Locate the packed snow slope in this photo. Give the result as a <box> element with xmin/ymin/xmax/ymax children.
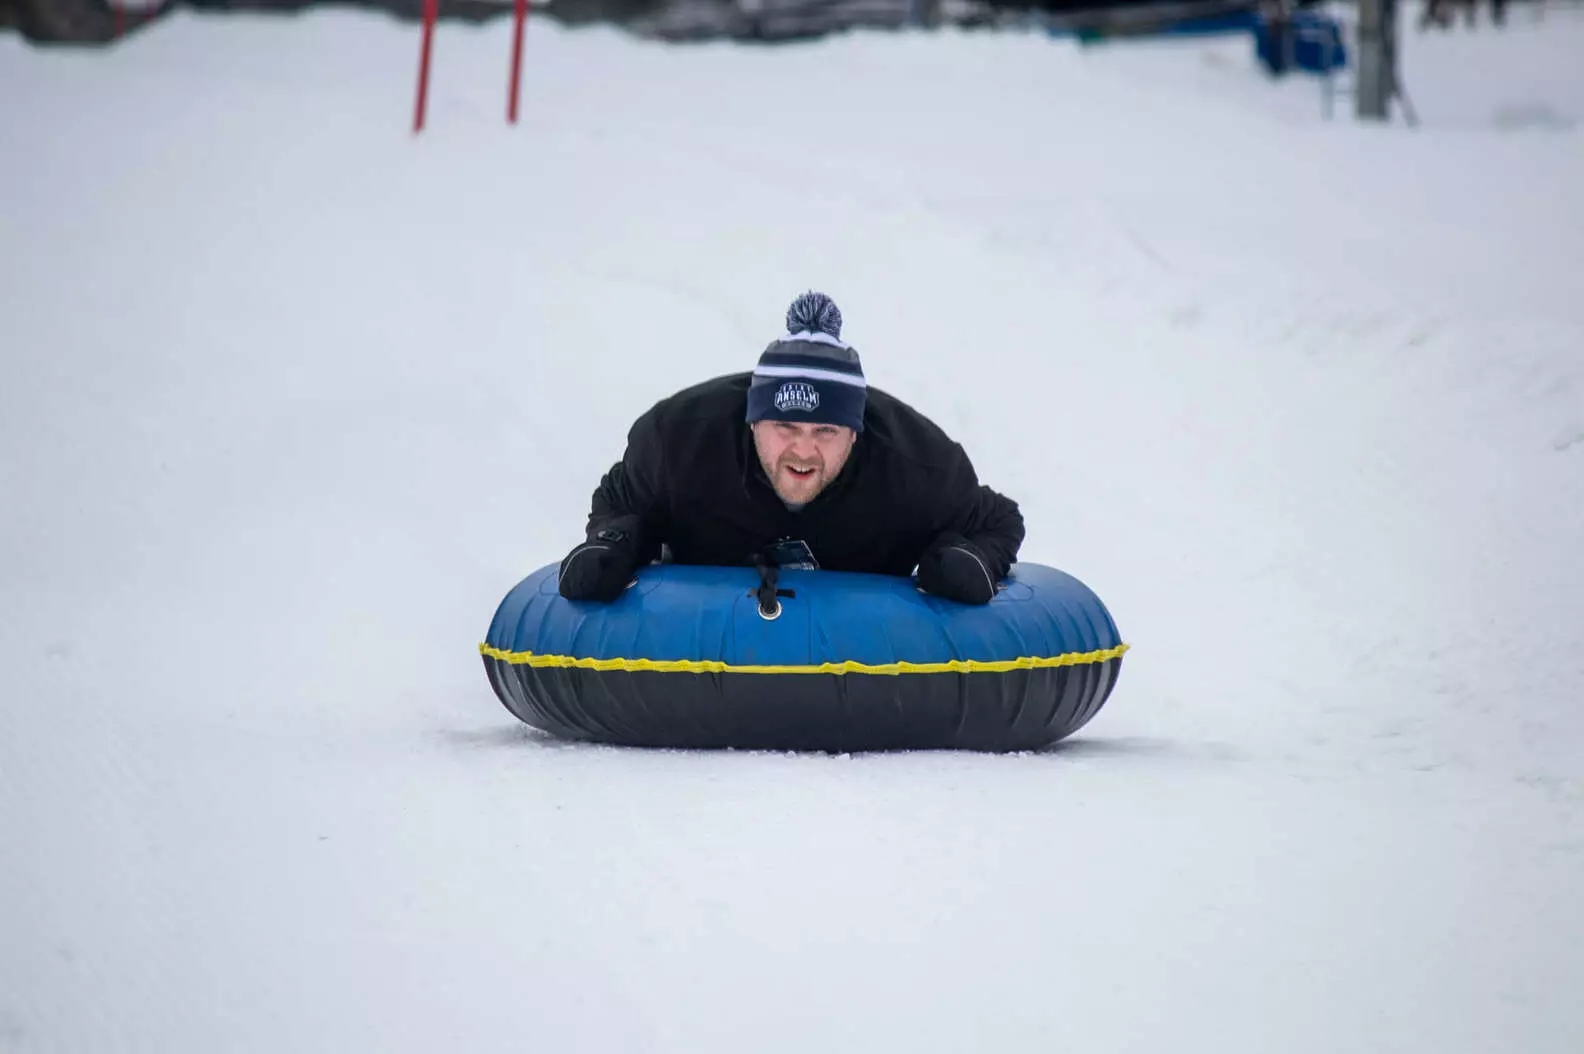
<box><xmin>3</xmin><ymin>9</ymin><xmax>1582</xmax><ymax>1053</ymax></box>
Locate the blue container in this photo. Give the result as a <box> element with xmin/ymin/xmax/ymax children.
<box><xmin>1255</xmin><ymin>11</ymin><xmax>1349</xmax><ymax>75</ymax></box>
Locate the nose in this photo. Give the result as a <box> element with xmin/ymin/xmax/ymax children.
<box><xmin>787</xmin><ymin>433</ymin><xmax>817</xmax><ymax>460</ymax></box>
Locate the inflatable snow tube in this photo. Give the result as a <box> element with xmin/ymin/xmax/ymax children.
<box><xmin>479</xmin><ymin>562</ymin><xmax>1127</xmax><ymax>752</ymax></box>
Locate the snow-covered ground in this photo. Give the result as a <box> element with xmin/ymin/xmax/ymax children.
<box><xmin>3</xmin><ymin>8</ymin><xmax>1582</xmax><ymax>1052</ymax></box>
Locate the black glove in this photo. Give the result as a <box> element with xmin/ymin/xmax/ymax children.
<box><xmin>915</xmin><ymin>533</ymin><xmax>999</xmax><ymax>605</ymax></box>
<box><xmin>558</xmin><ymin>523</ymin><xmax>643</xmax><ymax>602</ymax></box>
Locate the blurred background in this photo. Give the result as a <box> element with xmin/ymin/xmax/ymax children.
<box><xmin>0</xmin><ymin>0</ymin><xmax>1528</xmax><ymax>49</ymax></box>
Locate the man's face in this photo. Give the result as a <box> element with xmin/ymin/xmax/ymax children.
<box><xmin>752</xmin><ymin>419</ymin><xmax>857</xmax><ymax>505</ymax></box>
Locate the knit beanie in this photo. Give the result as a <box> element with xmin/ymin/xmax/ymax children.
<box><xmin>745</xmin><ymin>292</ymin><xmax>867</xmax><ymax>434</ymax></box>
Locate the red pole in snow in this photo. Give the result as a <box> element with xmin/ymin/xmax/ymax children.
<box><xmin>508</xmin><ymin>0</ymin><xmax>531</xmax><ymax>125</ymax></box>
<box><xmin>414</xmin><ymin>0</ymin><xmax>439</xmax><ymax>134</ymax></box>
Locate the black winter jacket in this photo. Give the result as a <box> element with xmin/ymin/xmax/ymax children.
<box><xmin>560</xmin><ymin>373</ymin><xmax>1024</xmax><ymax>601</ymax></box>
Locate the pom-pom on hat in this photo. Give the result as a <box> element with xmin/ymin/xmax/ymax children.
<box><xmin>746</xmin><ymin>292</ymin><xmax>867</xmax><ymax>433</ymax></box>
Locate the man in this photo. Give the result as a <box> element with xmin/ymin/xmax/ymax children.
<box><xmin>557</xmin><ymin>292</ymin><xmax>1025</xmax><ymax>605</ymax></box>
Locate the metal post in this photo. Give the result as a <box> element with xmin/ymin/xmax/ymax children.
<box><xmin>414</xmin><ymin>0</ymin><xmax>438</xmax><ymax>134</ymax></box>
<box><xmin>1356</xmin><ymin>0</ymin><xmax>1390</xmax><ymax>120</ymax></box>
<box><xmin>1322</xmin><ymin>17</ymin><xmax>1337</xmax><ymax>121</ymax></box>
<box><xmin>508</xmin><ymin>0</ymin><xmax>530</xmax><ymax>125</ymax></box>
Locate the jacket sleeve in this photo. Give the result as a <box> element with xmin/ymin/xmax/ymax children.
<box><xmin>581</xmin><ymin>408</ymin><xmax>668</xmax><ymax>565</ymax></box>
<box><xmin>931</xmin><ymin>449</ymin><xmax>1025</xmax><ymax>581</ymax></box>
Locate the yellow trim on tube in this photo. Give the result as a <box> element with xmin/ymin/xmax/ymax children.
<box><xmin>478</xmin><ymin>642</ymin><xmax>1129</xmax><ymax>676</ymax></box>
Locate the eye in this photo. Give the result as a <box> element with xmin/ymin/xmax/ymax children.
<box><xmin>815</xmin><ymin>427</ymin><xmax>838</xmax><ymax>437</ymax></box>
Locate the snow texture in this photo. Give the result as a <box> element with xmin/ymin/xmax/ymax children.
<box><xmin>2</xmin><ymin>7</ymin><xmax>1582</xmax><ymax>1052</ymax></box>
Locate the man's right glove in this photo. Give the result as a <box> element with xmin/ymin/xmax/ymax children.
<box><xmin>915</xmin><ymin>532</ymin><xmax>999</xmax><ymax>605</ymax></box>
<box><xmin>557</xmin><ymin>521</ymin><xmax>644</xmax><ymax>602</ymax></box>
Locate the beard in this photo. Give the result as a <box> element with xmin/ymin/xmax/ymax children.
<box><xmin>769</xmin><ymin>454</ymin><xmax>826</xmax><ymax>503</ymax></box>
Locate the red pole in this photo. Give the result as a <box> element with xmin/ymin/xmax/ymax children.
<box><xmin>414</xmin><ymin>0</ymin><xmax>439</xmax><ymax>134</ymax></box>
<box><xmin>508</xmin><ymin>0</ymin><xmax>531</xmax><ymax>125</ymax></box>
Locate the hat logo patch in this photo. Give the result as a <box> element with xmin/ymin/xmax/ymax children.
<box><xmin>773</xmin><ymin>381</ymin><xmax>820</xmax><ymax>413</ymax></box>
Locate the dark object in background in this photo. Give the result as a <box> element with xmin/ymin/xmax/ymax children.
<box><xmin>6</xmin><ymin>0</ymin><xmax>1270</xmax><ymax>45</ymax></box>
<box><xmin>5</xmin><ymin>0</ymin><xmax>517</xmax><ymax>41</ymax></box>
<box><xmin>629</xmin><ymin>0</ymin><xmax>923</xmax><ymax>41</ymax></box>
<box><xmin>1254</xmin><ymin>4</ymin><xmax>1346</xmax><ymax>75</ymax></box>
<box><xmin>1420</xmin><ymin>0</ymin><xmax>1508</xmax><ymax>29</ymax></box>
<box><xmin>11</xmin><ymin>0</ymin><xmax>127</xmax><ymax>42</ymax></box>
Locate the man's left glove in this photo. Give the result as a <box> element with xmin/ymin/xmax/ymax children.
<box><xmin>915</xmin><ymin>533</ymin><xmax>999</xmax><ymax>605</ymax></box>
<box><xmin>558</xmin><ymin>519</ymin><xmax>644</xmax><ymax>602</ymax></box>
